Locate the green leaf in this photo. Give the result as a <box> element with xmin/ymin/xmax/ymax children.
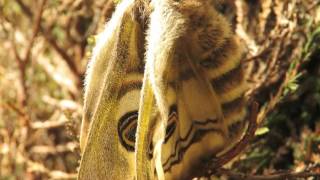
<box><xmin>255</xmin><ymin>127</ymin><xmax>270</xmax><ymax>136</ymax></box>
<box><xmin>287</xmin><ymin>82</ymin><xmax>299</xmax><ymax>92</ymax></box>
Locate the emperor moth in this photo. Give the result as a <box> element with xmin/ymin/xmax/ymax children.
<box><xmin>78</xmin><ymin>0</ymin><xmax>248</xmax><ymax>179</ymax></box>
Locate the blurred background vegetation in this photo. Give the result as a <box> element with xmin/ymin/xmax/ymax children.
<box><xmin>0</xmin><ymin>0</ymin><xmax>319</xmax><ymax>179</ymax></box>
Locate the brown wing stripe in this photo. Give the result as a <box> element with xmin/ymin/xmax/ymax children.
<box><xmin>222</xmin><ymin>96</ymin><xmax>246</xmax><ymax>126</ymax></box>
<box><xmin>200</xmin><ymin>38</ymin><xmax>234</xmax><ymax>69</ymax></box>
<box><xmin>179</xmin><ymin>38</ymin><xmax>239</xmax><ymax>81</ymax></box>
<box><xmin>210</xmin><ymin>64</ymin><xmax>243</xmax><ymax>95</ymax></box>
<box><xmin>200</xmin><ymin>37</ymin><xmax>242</xmax><ymax>79</ymax></box>
<box><xmin>118</xmin><ymin>81</ymin><xmax>142</xmax><ymax>98</ymax></box>
<box><xmin>222</xmin><ymin>96</ymin><xmax>245</xmax><ymax>116</ymax></box>
<box><xmin>162</xmin><ymin>118</ymin><xmax>223</xmax><ymax>172</ymax></box>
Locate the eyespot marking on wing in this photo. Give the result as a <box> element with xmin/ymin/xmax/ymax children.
<box><xmin>118</xmin><ymin>105</ymin><xmax>178</xmax><ymax>152</ymax></box>
<box><xmin>118</xmin><ymin>110</ymin><xmax>138</xmax><ymax>152</ymax></box>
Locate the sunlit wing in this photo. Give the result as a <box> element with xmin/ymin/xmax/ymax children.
<box><xmin>78</xmin><ymin>0</ymin><xmax>145</xmax><ymax>179</ymax></box>
<box><xmin>160</xmin><ymin>36</ymin><xmax>248</xmax><ymax>179</ymax></box>
<box><xmin>152</xmin><ymin>2</ymin><xmax>248</xmax><ymax>179</ymax></box>
<box><xmin>79</xmin><ymin>0</ymin><xmax>248</xmax><ymax>179</ymax></box>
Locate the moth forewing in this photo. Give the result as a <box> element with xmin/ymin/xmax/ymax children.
<box><xmin>78</xmin><ymin>0</ymin><xmax>144</xmax><ymax>179</ymax></box>
<box><xmin>80</xmin><ymin>0</ymin><xmax>135</xmax><ymax>152</ymax></box>
<box><xmin>135</xmin><ymin>74</ymin><xmax>156</xmax><ymax>180</ymax></box>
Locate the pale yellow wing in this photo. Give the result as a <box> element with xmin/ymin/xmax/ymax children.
<box><xmin>78</xmin><ymin>0</ymin><xmax>145</xmax><ymax>179</ymax></box>
<box><xmin>160</xmin><ymin>37</ymin><xmax>247</xmax><ymax>180</ymax></box>
<box><xmin>139</xmin><ymin>0</ymin><xmax>189</xmax><ymax>178</ymax></box>
<box><xmin>154</xmin><ymin>1</ymin><xmax>248</xmax><ymax>179</ymax></box>
<box><xmin>79</xmin><ymin>0</ymin><xmax>248</xmax><ymax>179</ymax></box>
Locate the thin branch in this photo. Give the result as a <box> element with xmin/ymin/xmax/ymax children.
<box><xmin>43</xmin><ymin>35</ymin><xmax>79</xmax><ymax>76</ymax></box>
<box><xmin>26</xmin><ymin>159</ymin><xmax>77</xmax><ymax>179</ymax></box>
<box><xmin>1</xmin><ymin>102</ymin><xmax>25</xmax><ymax>116</ymax></box>
<box><xmin>207</xmin><ymin>102</ymin><xmax>259</xmax><ymax>172</ymax></box>
<box><xmin>306</xmin><ymin>0</ymin><xmax>320</xmax><ymax>12</ymax></box>
<box><xmin>31</xmin><ymin>116</ymin><xmax>69</xmax><ymax>129</ymax></box>
<box><xmin>12</xmin><ymin>0</ymin><xmax>46</xmax><ymax>111</ymax></box>
<box><xmin>215</xmin><ymin>168</ymin><xmax>320</xmax><ymax>180</ymax></box>
<box><xmin>11</xmin><ymin>34</ymin><xmax>28</xmax><ymax>109</ymax></box>
<box><xmin>9</xmin><ymin>0</ymin><xmax>47</xmax><ymax>157</ymax></box>
<box><xmin>24</xmin><ymin>0</ymin><xmax>46</xmax><ymax>64</ymax></box>
<box><xmin>15</xmin><ymin>0</ymin><xmax>33</xmax><ymax>18</ymax></box>
<box><xmin>30</xmin><ymin>142</ymin><xmax>78</xmax><ymax>154</ymax></box>
<box><xmin>14</xmin><ymin>0</ymin><xmax>80</xmax><ymax>78</ymax></box>
<box><xmin>101</xmin><ymin>0</ymin><xmax>116</xmax><ymax>21</ymax></box>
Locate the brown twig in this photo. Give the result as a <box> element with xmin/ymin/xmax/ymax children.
<box><xmin>14</xmin><ymin>0</ymin><xmax>80</xmax><ymax>80</ymax></box>
<box><xmin>26</xmin><ymin>159</ymin><xmax>77</xmax><ymax>179</ymax></box>
<box><xmin>31</xmin><ymin>116</ymin><xmax>69</xmax><ymax>129</ymax></box>
<box><xmin>215</xmin><ymin>168</ymin><xmax>320</xmax><ymax>180</ymax></box>
<box><xmin>30</xmin><ymin>142</ymin><xmax>77</xmax><ymax>154</ymax></box>
<box><xmin>12</xmin><ymin>0</ymin><xmax>46</xmax><ymax>116</ymax></box>
<box><xmin>306</xmin><ymin>0</ymin><xmax>320</xmax><ymax>12</ymax></box>
<box><xmin>1</xmin><ymin>102</ymin><xmax>25</xmax><ymax>116</ymax></box>
<box><xmin>208</xmin><ymin>2</ymin><xmax>318</xmax><ymax>179</ymax></box>
<box><xmin>43</xmin><ymin>35</ymin><xmax>79</xmax><ymax>77</ymax></box>
<box><xmin>101</xmin><ymin>0</ymin><xmax>116</xmax><ymax>21</ymax></box>
<box><xmin>10</xmin><ymin>0</ymin><xmax>47</xmax><ymax>157</ymax></box>
<box><xmin>24</xmin><ymin>0</ymin><xmax>46</xmax><ymax>64</ymax></box>
<box><xmin>15</xmin><ymin>0</ymin><xmax>33</xmax><ymax>18</ymax></box>
<box><xmin>206</xmin><ymin>102</ymin><xmax>259</xmax><ymax>173</ymax></box>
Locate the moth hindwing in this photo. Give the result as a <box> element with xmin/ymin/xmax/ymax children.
<box><xmin>142</xmin><ymin>0</ymin><xmax>248</xmax><ymax>179</ymax></box>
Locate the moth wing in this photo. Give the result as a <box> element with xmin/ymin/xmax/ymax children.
<box><xmin>78</xmin><ymin>1</ymin><xmax>144</xmax><ymax>179</ymax></box>
<box><xmin>160</xmin><ymin>52</ymin><xmax>228</xmax><ymax>179</ymax></box>
<box><xmin>162</xmin><ymin>37</ymin><xmax>248</xmax><ymax>179</ymax></box>
<box><xmin>179</xmin><ymin>52</ymin><xmax>226</xmax><ymax>129</ymax></box>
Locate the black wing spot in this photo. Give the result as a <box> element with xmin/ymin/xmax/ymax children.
<box><xmin>118</xmin><ymin>111</ymin><xmax>138</xmax><ymax>152</ymax></box>
<box><xmin>117</xmin><ymin>105</ymin><xmax>178</xmax><ymax>152</ymax></box>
